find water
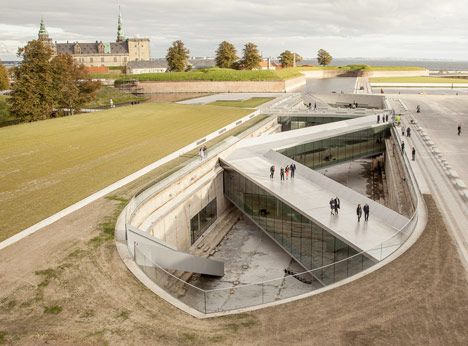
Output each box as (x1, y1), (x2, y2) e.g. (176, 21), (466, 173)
(300, 59), (468, 71)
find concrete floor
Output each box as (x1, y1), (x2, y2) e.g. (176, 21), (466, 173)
(188, 218), (322, 313)
(398, 94), (468, 184)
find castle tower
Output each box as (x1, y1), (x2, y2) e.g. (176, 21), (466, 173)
(116, 7), (125, 42)
(38, 17), (50, 42)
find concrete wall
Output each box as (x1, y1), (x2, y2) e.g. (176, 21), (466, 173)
(316, 93), (387, 109)
(129, 117), (279, 251)
(138, 77), (306, 93)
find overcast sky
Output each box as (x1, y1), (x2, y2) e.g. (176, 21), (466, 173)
(1, 0), (468, 61)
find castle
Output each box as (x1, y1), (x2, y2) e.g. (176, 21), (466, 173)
(38, 11), (150, 67)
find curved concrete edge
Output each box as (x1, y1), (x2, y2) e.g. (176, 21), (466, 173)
(115, 189), (428, 319)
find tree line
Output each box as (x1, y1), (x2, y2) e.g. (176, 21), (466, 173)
(166, 40), (333, 72)
(4, 40), (100, 122)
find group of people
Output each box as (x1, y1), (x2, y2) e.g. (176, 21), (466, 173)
(330, 197), (371, 222)
(198, 145), (207, 160)
(270, 164), (297, 181)
(377, 114), (390, 124)
(402, 126), (411, 137)
(305, 102), (317, 111)
(356, 203), (370, 222)
(329, 197), (340, 215)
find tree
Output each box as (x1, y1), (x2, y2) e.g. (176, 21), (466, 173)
(278, 50), (303, 68)
(9, 40), (100, 122)
(317, 49), (333, 66)
(166, 40), (190, 72)
(50, 54), (100, 115)
(9, 40), (55, 122)
(240, 42), (262, 70)
(215, 41), (238, 68)
(0, 62), (9, 90)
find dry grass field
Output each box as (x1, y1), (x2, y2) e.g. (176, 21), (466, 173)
(0, 103), (250, 241)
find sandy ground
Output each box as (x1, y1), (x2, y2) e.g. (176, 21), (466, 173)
(0, 194), (467, 345)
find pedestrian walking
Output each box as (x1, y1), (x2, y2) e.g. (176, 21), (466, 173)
(406, 127), (411, 137)
(357, 204), (362, 222)
(334, 197), (340, 215)
(290, 163), (296, 178)
(314, 102), (317, 111)
(412, 147), (416, 161)
(385, 114), (389, 122)
(377, 115), (380, 124)
(402, 126), (405, 136)
(280, 167), (285, 181)
(458, 124), (462, 136)
(285, 165), (289, 180)
(401, 141), (405, 153)
(363, 203), (370, 221)
(199, 147), (204, 160)
(329, 198), (335, 215)
(270, 165), (275, 179)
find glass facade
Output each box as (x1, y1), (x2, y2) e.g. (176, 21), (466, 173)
(223, 167), (373, 284)
(279, 127), (389, 170)
(278, 116), (351, 132)
(190, 198), (217, 245)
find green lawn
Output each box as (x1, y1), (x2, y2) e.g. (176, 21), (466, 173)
(370, 76), (468, 83)
(208, 97), (274, 108)
(0, 103), (251, 241)
(117, 68), (303, 82)
(84, 86), (146, 108)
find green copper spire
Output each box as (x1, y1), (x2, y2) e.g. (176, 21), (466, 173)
(38, 17), (49, 40)
(116, 7), (125, 42)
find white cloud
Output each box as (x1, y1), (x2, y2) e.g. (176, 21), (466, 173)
(1, 0), (468, 60)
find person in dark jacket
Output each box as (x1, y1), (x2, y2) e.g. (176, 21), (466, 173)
(334, 197), (340, 215)
(357, 204), (362, 222)
(412, 147), (416, 161)
(329, 198), (335, 215)
(270, 165), (275, 179)
(363, 203), (370, 221)
(290, 163), (296, 178)
(280, 167), (285, 181)
(406, 127), (411, 137)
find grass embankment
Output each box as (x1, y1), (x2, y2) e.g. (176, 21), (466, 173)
(0, 103), (252, 241)
(208, 97), (274, 108)
(84, 87), (146, 108)
(370, 76), (468, 83)
(123, 68), (302, 82)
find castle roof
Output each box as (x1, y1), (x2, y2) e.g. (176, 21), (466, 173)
(55, 41), (129, 55)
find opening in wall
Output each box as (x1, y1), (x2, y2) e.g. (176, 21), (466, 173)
(190, 198), (217, 245)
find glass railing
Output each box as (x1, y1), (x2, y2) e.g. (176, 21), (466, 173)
(125, 126), (422, 314)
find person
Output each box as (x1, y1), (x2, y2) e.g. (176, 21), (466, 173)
(285, 165), (289, 180)
(334, 197), (340, 215)
(270, 165), (275, 179)
(377, 115), (380, 124)
(402, 126), (405, 136)
(401, 141), (405, 153)
(412, 147), (416, 161)
(406, 127), (411, 137)
(458, 124), (462, 136)
(290, 163), (296, 178)
(357, 204), (362, 222)
(308, 102), (312, 110)
(416, 105), (420, 113)
(280, 167), (285, 181)
(385, 114), (389, 122)
(199, 147), (204, 160)
(330, 198), (335, 215)
(109, 98), (114, 108)
(314, 102), (317, 111)
(363, 203), (370, 221)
